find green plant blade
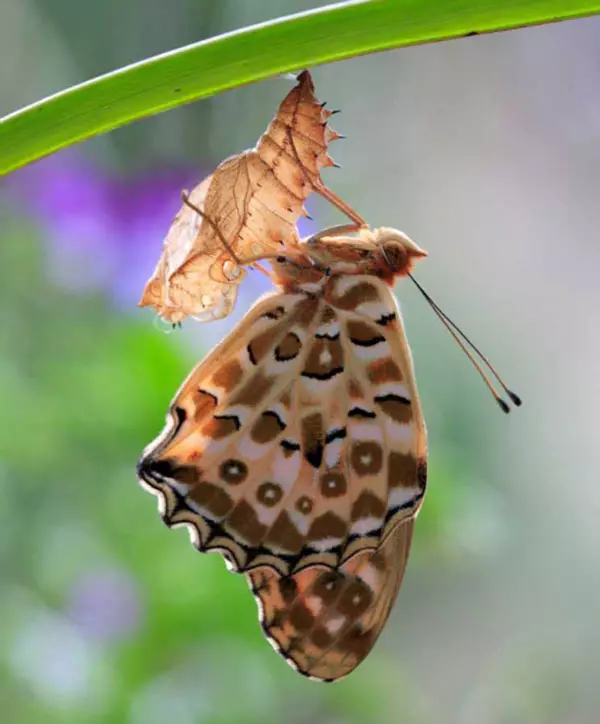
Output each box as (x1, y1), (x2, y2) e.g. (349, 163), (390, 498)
(2, 0), (599, 175)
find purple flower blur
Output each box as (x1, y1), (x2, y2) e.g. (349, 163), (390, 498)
(66, 568), (142, 643)
(9, 151), (199, 308)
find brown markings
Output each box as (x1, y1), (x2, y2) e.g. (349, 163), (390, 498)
(294, 298), (319, 327)
(347, 319), (384, 345)
(370, 549), (387, 572)
(320, 306), (337, 324)
(302, 338), (344, 379)
(320, 470), (347, 498)
(219, 459), (249, 484)
(313, 570), (345, 603)
(230, 370), (273, 407)
(337, 580), (373, 617)
(334, 282), (380, 311)
(211, 358), (244, 390)
(377, 396), (412, 424)
(251, 411), (285, 444)
(387, 451), (417, 488)
(311, 626), (334, 649)
(278, 576), (299, 603)
(275, 332), (302, 361)
(288, 604), (315, 632)
(351, 440), (384, 476)
(202, 415), (239, 440)
(257, 481), (284, 507)
(301, 412), (324, 468)
(264, 305), (286, 320)
(226, 500), (267, 545)
(169, 463), (202, 487)
(367, 358), (403, 384)
(351, 490), (386, 521)
(308, 512), (347, 541)
(190, 482), (233, 517)
(192, 389), (218, 422)
(266, 511), (304, 552)
(295, 496), (314, 514)
(337, 625), (375, 657)
(247, 329), (275, 365)
(280, 391), (292, 408)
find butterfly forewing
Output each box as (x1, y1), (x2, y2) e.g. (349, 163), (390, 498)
(247, 518), (415, 681)
(138, 275), (426, 578)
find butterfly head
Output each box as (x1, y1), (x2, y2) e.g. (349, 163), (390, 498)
(370, 227), (428, 281)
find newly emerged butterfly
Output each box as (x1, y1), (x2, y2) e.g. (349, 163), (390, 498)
(138, 225), (430, 679)
(137, 73), (521, 681)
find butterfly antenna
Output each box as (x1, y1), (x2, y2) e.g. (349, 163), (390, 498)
(408, 273), (521, 413)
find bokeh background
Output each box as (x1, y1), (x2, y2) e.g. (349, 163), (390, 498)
(2, 2), (600, 723)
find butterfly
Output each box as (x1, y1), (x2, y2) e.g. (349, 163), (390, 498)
(137, 224), (431, 679)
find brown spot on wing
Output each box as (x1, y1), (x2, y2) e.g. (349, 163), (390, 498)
(312, 571), (345, 603)
(227, 500), (268, 545)
(192, 389), (218, 422)
(288, 605), (315, 632)
(347, 319), (385, 346)
(294, 297), (319, 327)
(202, 415), (240, 439)
(320, 306), (336, 324)
(302, 338), (344, 380)
(295, 496), (314, 514)
(388, 452), (417, 488)
(230, 371), (273, 406)
(351, 491), (386, 521)
(334, 282), (380, 310)
(337, 580), (373, 617)
(248, 329), (275, 365)
(308, 512), (347, 541)
(190, 482), (233, 517)
(219, 459), (249, 484)
(250, 411), (286, 443)
(320, 470), (347, 498)
(376, 395), (412, 424)
(301, 412), (324, 468)
(211, 359), (244, 390)
(275, 332), (302, 361)
(257, 481), (284, 507)
(337, 625), (375, 658)
(367, 358), (403, 384)
(311, 626), (334, 649)
(266, 511), (304, 553)
(350, 441), (383, 476)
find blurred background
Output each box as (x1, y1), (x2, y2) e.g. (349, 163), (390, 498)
(2, 2), (600, 722)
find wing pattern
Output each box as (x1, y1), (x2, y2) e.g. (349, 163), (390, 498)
(138, 275), (427, 577)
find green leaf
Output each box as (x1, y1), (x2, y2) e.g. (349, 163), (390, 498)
(1, 0), (599, 175)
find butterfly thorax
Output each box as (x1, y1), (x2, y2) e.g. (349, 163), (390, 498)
(270, 226), (427, 293)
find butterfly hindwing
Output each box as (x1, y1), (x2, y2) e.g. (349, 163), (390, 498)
(248, 518), (415, 681)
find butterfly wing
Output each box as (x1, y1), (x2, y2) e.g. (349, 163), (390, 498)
(138, 275), (426, 578)
(247, 518), (415, 681)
